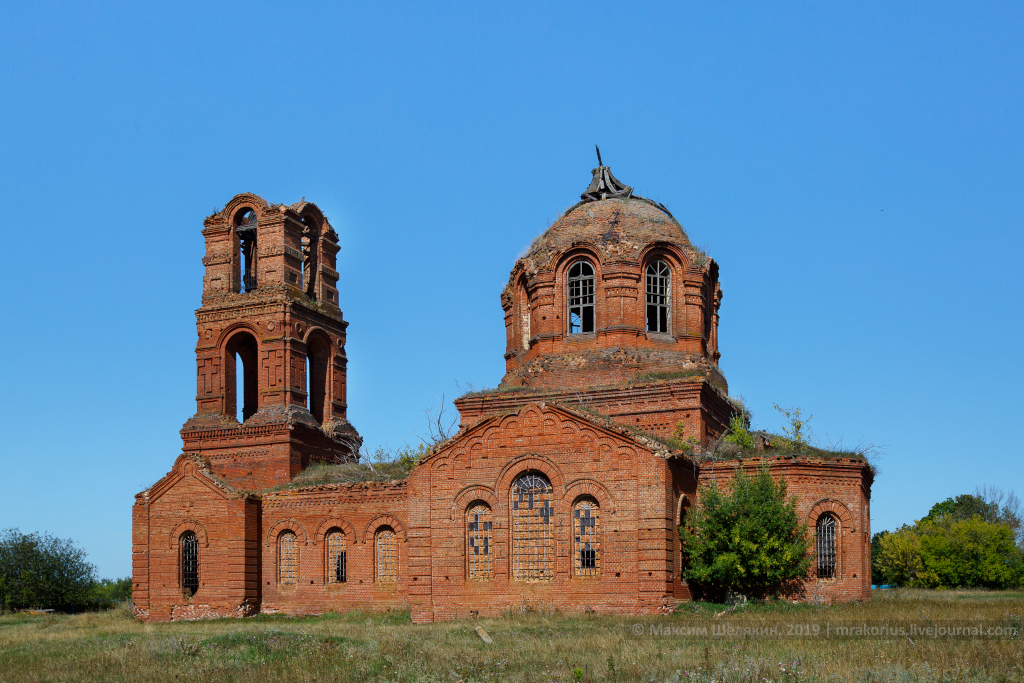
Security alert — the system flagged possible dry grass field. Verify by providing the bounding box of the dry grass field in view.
[0,589,1022,682]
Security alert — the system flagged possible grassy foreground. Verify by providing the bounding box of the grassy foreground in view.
[0,590,1022,682]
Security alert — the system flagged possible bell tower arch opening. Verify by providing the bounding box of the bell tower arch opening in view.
[225,330,259,423]
[305,331,331,425]
[234,209,258,294]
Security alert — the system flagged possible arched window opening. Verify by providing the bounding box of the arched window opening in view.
[517,281,531,351]
[375,527,398,584]
[301,215,319,299]
[236,209,258,293]
[180,532,198,596]
[567,261,595,334]
[816,514,837,579]
[646,260,671,334]
[278,531,298,585]
[678,498,691,577]
[226,332,259,422]
[573,498,600,577]
[467,504,493,580]
[511,472,553,581]
[305,334,330,424]
[326,529,346,584]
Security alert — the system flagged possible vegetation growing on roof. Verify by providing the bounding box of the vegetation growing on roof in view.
[267,445,426,491]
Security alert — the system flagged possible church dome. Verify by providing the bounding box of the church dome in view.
[517,169,703,279]
[492,154,725,396]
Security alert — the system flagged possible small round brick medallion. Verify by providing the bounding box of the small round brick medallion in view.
[267,321,276,331]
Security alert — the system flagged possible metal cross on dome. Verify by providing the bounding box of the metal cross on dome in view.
[581,145,634,202]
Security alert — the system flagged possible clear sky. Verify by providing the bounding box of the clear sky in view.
[1,1,1021,579]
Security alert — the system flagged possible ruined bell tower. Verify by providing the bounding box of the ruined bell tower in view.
[181,192,360,489]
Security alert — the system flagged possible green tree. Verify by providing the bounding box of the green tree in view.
[681,464,811,600]
[0,529,97,611]
[912,517,1023,589]
[875,526,923,587]
[870,530,891,585]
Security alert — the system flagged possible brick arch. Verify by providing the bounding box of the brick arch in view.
[675,493,692,526]
[449,485,499,521]
[364,514,407,542]
[221,192,270,222]
[168,520,209,549]
[807,499,852,528]
[312,517,357,545]
[639,241,690,273]
[217,321,262,348]
[494,454,567,495]
[563,478,616,514]
[554,244,604,278]
[555,246,604,334]
[264,518,309,546]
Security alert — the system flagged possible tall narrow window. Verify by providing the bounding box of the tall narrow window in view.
[375,527,397,584]
[301,215,319,299]
[226,332,259,422]
[236,210,258,293]
[181,532,198,596]
[816,514,837,579]
[519,287,531,350]
[278,531,298,585]
[467,504,493,580]
[326,529,346,583]
[305,334,330,425]
[646,260,671,334]
[573,499,600,577]
[567,261,595,334]
[511,472,553,581]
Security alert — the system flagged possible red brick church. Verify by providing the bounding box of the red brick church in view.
[131,160,873,622]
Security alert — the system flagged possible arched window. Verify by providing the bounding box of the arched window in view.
[225,332,259,422]
[180,532,198,596]
[511,472,553,581]
[518,283,531,351]
[816,514,837,579]
[301,215,319,299]
[573,498,600,577]
[305,333,331,424]
[278,531,298,585]
[467,504,493,580]
[646,260,671,334]
[236,209,258,293]
[375,527,397,584]
[567,261,595,334]
[326,529,346,583]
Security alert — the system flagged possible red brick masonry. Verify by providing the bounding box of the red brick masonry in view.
[132,185,872,622]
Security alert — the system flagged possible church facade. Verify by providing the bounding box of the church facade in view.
[131,162,873,623]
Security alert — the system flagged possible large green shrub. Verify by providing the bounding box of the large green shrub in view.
[0,529,97,611]
[681,464,811,600]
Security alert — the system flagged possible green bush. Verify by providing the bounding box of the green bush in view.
[681,464,811,600]
[0,529,97,611]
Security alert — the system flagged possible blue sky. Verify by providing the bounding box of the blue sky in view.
[1,1,1021,578]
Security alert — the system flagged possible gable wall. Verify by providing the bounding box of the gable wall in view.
[133,458,260,622]
[407,405,678,623]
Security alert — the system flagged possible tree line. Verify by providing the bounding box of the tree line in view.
[0,528,130,612]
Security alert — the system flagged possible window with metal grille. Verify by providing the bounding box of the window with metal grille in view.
[467,504,493,580]
[181,532,198,596]
[567,261,595,334]
[375,527,397,584]
[326,529,346,583]
[646,260,671,334]
[816,514,837,579]
[573,499,600,577]
[278,531,298,585]
[236,210,258,293]
[511,472,554,581]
